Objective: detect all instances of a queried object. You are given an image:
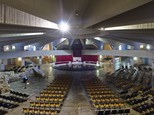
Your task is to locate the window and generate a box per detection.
[127,45,131,50]
[119,45,122,50]
[24,45,36,51]
[12,45,16,50]
[4,45,10,51]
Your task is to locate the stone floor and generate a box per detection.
[4,63,139,115]
[5,64,54,115]
[59,72,96,115]
[5,64,105,115]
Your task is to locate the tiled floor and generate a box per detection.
[5,63,114,115]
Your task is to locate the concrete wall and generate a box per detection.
[82,50,154,58]
[0,50,73,59]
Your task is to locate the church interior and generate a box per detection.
[0,0,154,115]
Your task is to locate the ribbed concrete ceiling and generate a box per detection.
[0,0,154,48]
[0,0,152,27]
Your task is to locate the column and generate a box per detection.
[39,56,42,65]
[2,59,8,70]
[152,61,154,88]
[113,57,116,71]
[130,58,134,66]
[113,57,121,71]
[0,46,3,51]
[0,59,4,71]
[21,59,25,66]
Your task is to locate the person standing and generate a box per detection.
[23,75,28,89]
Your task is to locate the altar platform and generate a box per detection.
[53,61,101,71]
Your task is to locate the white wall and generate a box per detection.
[1,50,154,61]
[82,50,154,59]
[0,50,72,59]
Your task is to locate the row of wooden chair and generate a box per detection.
[133,102,154,114]
[23,108,58,115]
[36,96,64,102]
[93,103,124,109]
[87,89,110,91]
[41,90,66,94]
[110,77,135,90]
[83,76,128,114]
[40,93,65,98]
[23,75,72,115]
[97,108,130,115]
[91,98,120,103]
[86,88,120,106]
[30,102,61,109]
[106,68,154,115]
[0,109,7,115]
[88,90,114,94]
[86,85,108,88]
[45,87,68,90]
[89,94,116,98]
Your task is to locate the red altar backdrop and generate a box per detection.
[82,55,98,62]
[55,55,98,62]
[55,55,73,62]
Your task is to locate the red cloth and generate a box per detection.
[56,55,73,62]
[82,55,98,62]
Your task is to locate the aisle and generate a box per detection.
[59,73,96,115]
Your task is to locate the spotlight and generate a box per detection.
[18,57,22,61]
[59,22,70,32]
[133,57,137,61]
[100,27,104,30]
[146,45,150,50]
[140,45,144,49]
[75,11,79,16]
[12,46,15,50]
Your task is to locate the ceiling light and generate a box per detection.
[59,22,70,32]
[119,45,122,50]
[6,46,9,51]
[133,57,137,61]
[18,57,22,61]
[12,46,15,50]
[0,32,44,38]
[75,11,79,16]
[100,28,104,30]
[140,45,144,49]
[94,37,101,41]
[146,45,150,50]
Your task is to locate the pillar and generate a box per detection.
[113,57,121,71]
[21,59,25,66]
[0,59,5,71]
[2,59,8,70]
[15,57,22,66]
[0,46,3,51]
[130,58,134,66]
[152,61,154,88]
[39,57,42,65]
